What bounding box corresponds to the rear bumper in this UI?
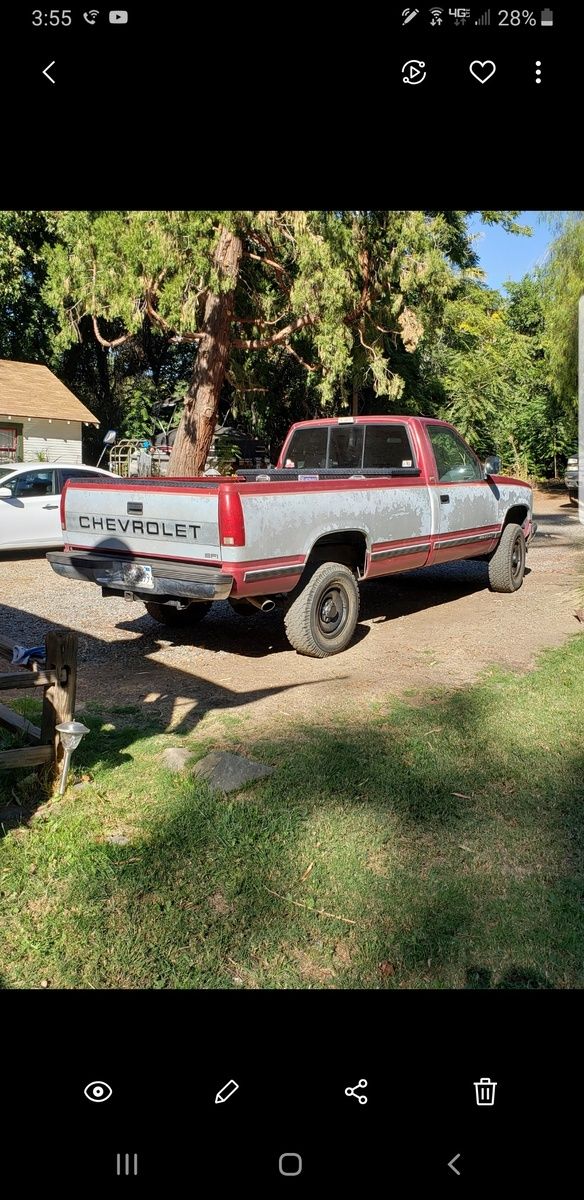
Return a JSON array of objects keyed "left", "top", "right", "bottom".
[{"left": 47, "top": 550, "right": 234, "bottom": 602}]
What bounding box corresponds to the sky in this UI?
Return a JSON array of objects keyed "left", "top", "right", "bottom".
[{"left": 466, "top": 211, "right": 555, "bottom": 293}]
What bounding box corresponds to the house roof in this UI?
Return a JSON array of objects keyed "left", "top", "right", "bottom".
[{"left": 0, "top": 359, "right": 99, "bottom": 424}]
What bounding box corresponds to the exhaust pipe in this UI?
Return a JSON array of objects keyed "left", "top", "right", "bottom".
[{"left": 247, "top": 596, "right": 276, "bottom": 612}]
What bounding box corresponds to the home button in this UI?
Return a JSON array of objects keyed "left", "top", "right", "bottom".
[{"left": 279, "top": 1152, "right": 303, "bottom": 1177}]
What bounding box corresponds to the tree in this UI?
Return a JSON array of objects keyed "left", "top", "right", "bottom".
[
  {"left": 503, "top": 275, "right": 574, "bottom": 475},
  {"left": 428, "top": 273, "right": 574, "bottom": 477},
  {"left": 42, "top": 210, "right": 529, "bottom": 473},
  {"left": 0, "top": 211, "right": 57, "bottom": 361},
  {"left": 539, "top": 212, "right": 584, "bottom": 414}
]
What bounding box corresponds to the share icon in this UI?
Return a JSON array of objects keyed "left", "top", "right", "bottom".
[{"left": 344, "top": 1079, "right": 368, "bottom": 1104}]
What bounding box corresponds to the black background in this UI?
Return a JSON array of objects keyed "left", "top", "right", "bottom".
[
  {"left": 2, "top": 4, "right": 582, "bottom": 1191},
  {"left": 3, "top": 4, "right": 579, "bottom": 201},
  {"left": 7, "top": 991, "right": 581, "bottom": 1187}
]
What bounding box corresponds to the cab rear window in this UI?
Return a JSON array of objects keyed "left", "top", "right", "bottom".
[{"left": 284, "top": 424, "right": 415, "bottom": 470}]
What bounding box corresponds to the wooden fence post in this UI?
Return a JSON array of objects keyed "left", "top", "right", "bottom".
[{"left": 41, "top": 631, "right": 78, "bottom": 784}]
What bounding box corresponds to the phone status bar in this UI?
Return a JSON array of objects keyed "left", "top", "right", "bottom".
[{"left": 400, "top": 7, "right": 554, "bottom": 26}]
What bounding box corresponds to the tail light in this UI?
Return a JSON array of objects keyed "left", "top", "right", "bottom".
[{"left": 219, "top": 487, "right": 245, "bottom": 546}]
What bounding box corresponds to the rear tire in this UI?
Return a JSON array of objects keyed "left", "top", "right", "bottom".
[
  {"left": 487, "top": 523, "right": 526, "bottom": 593},
  {"left": 284, "top": 562, "right": 360, "bottom": 658},
  {"left": 144, "top": 601, "right": 212, "bottom": 625}
]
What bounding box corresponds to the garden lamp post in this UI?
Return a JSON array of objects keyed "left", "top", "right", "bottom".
[{"left": 55, "top": 720, "right": 90, "bottom": 795}]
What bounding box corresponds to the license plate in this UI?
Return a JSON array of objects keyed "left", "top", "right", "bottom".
[{"left": 121, "top": 563, "right": 154, "bottom": 589}]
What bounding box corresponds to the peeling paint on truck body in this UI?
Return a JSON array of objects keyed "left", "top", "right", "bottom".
[{"left": 48, "top": 416, "right": 534, "bottom": 608}]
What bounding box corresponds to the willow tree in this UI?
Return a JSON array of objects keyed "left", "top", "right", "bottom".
[
  {"left": 43, "top": 210, "right": 527, "bottom": 474},
  {"left": 539, "top": 212, "right": 584, "bottom": 413}
]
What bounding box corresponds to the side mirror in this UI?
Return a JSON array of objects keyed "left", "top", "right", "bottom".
[
  {"left": 484, "top": 455, "right": 501, "bottom": 478},
  {"left": 0, "top": 486, "right": 12, "bottom": 498}
]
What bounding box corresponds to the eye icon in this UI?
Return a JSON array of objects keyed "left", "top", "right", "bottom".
[{"left": 84, "top": 1081, "right": 113, "bottom": 1103}]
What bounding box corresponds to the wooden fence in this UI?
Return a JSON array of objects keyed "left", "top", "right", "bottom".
[{"left": 0, "top": 630, "right": 78, "bottom": 780}]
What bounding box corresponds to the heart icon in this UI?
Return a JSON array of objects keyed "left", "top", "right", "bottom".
[{"left": 469, "top": 60, "right": 496, "bottom": 83}]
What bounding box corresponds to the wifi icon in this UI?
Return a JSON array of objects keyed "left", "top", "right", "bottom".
[
  {"left": 83, "top": 9, "right": 100, "bottom": 22},
  {"left": 429, "top": 5, "right": 444, "bottom": 22}
]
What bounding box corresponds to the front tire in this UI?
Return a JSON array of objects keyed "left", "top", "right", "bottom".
[
  {"left": 284, "top": 562, "right": 360, "bottom": 657},
  {"left": 144, "top": 600, "right": 212, "bottom": 625},
  {"left": 488, "top": 523, "right": 526, "bottom": 593}
]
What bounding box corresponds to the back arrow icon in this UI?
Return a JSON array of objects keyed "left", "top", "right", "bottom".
[
  {"left": 42, "top": 61, "right": 56, "bottom": 84},
  {"left": 448, "top": 1154, "right": 461, "bottom": 1176}
]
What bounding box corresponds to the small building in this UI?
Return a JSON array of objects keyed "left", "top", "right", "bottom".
[{"left": 0, "top": 359, "right": 99, "bottom": 464}]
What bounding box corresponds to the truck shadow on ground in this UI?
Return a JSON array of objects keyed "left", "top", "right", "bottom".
[
  {"left": 115, "top": 604, "right": 370, "bottom": 658},
  {"left": 530, "top": 510, "right": 583, "bottom": 548},
  {"left": 116, "top": 559, "right": 503, "bottom": 652}
]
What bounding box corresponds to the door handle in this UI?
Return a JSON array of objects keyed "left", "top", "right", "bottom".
[
  {"left": 43, "top": 503, "right": 59, "bottom": 509},
  {"left": 440, "top": 494, "right": 450, "bottom": 503}
]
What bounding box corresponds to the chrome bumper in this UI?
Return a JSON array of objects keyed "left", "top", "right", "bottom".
[{"left": 47, "top": 550, "right": 233, "bottom": 602}]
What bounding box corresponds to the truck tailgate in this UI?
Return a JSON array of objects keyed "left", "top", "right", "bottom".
[{"left": 63, "top": 479, "right": 222, "bottom": 562}]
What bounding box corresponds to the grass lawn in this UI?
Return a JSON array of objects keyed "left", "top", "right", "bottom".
[{"left": 1, "top": 637, "right": 583, "bottom": 990}]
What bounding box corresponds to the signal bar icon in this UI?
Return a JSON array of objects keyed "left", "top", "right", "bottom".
[{"left": 475, "top": 8, "right": 491, "bottom": 23}]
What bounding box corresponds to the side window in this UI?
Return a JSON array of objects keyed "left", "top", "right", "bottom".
[
  {"left": 364, "top": 425, "right": 415, "bottom": 469},
  {"left": 427, "top": 426, "right": 482, "bottom": 483},
  {"left": 13, "top": 469, "right": 56, "bottom": 498},
  {"left": 59, "top": 468, "right": 96, "bottom": 489}
]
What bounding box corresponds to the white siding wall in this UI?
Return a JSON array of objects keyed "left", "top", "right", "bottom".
[{"left": 22, "top": 418, "right": 84, "bottom": 464}]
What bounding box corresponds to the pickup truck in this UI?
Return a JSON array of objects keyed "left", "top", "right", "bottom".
[{"left": 47, "top": 416, "right": 537, "bottom": 658}]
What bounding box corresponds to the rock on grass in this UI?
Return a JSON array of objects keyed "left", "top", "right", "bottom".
[
  {"left": 192, "top": 750, "right": 274, "bottom": 794},
  {"left": 161, "top": 747, "right": 194, "bottom": 772}
]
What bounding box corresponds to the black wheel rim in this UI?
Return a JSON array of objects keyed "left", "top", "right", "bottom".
[
  {"left": 511, "top": 538, "right": 524, "bottom": 580},
  {"left": 316, "top": 585, "right": 348, "bottom": 637}
]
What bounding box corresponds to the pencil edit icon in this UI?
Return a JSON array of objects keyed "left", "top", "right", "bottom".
[{"left": 215, "top": 1080, "right": 240, "bottom": 1104}]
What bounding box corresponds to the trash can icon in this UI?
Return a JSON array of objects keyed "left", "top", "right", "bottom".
[{"left": 474, "top": 1077, "right": 497, "bottom": 1106}]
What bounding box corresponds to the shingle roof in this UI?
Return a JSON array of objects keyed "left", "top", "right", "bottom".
[{"left": 0, "top": 359, "right": 99, "bottom": 424}]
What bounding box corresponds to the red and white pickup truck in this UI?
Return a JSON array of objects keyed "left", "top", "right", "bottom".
[{"left": 48, "top": 416, "right": 536, "bottom": 657}]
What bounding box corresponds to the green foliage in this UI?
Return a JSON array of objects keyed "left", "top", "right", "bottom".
[
  {"left": 426, "top": 274, "right": 574, "bottom": 476},
  {"left": 42, "top": 209, "right": 529, "bottom": 418},
  {"left": 117, "top": 376, "right": 157, "bottom": 440},
  {"left": 210, "top": 434, "right": 242, "bottom": 475},
  {"left": 42, "top": 210, "right": 225, "bottom": 351},
  {"left": 539, "top": 213, "right": 584, "bottom": 412},
  {"left": 0, "top": 211, "right": 57, "bottom": 361}
]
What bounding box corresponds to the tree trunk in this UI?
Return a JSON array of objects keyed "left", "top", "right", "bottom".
[
  {"left": 352, "top": 376, "right": 359, "bottom": 416},
  {"left": 168, "top": 226, "right": 243, "bottom": 476}
]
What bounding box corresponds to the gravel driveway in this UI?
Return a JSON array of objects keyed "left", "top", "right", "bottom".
[{"left": 1, "top": 490, "right": 582, "bottom": 735}]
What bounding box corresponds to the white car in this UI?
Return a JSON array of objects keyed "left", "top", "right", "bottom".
[{"left": 0, "top": 462, "right": 118, "bottom": 552}]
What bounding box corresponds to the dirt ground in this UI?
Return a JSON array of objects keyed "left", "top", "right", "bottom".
[{"left": 1, "top": 490, "right": 582, "bottom": 735}]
